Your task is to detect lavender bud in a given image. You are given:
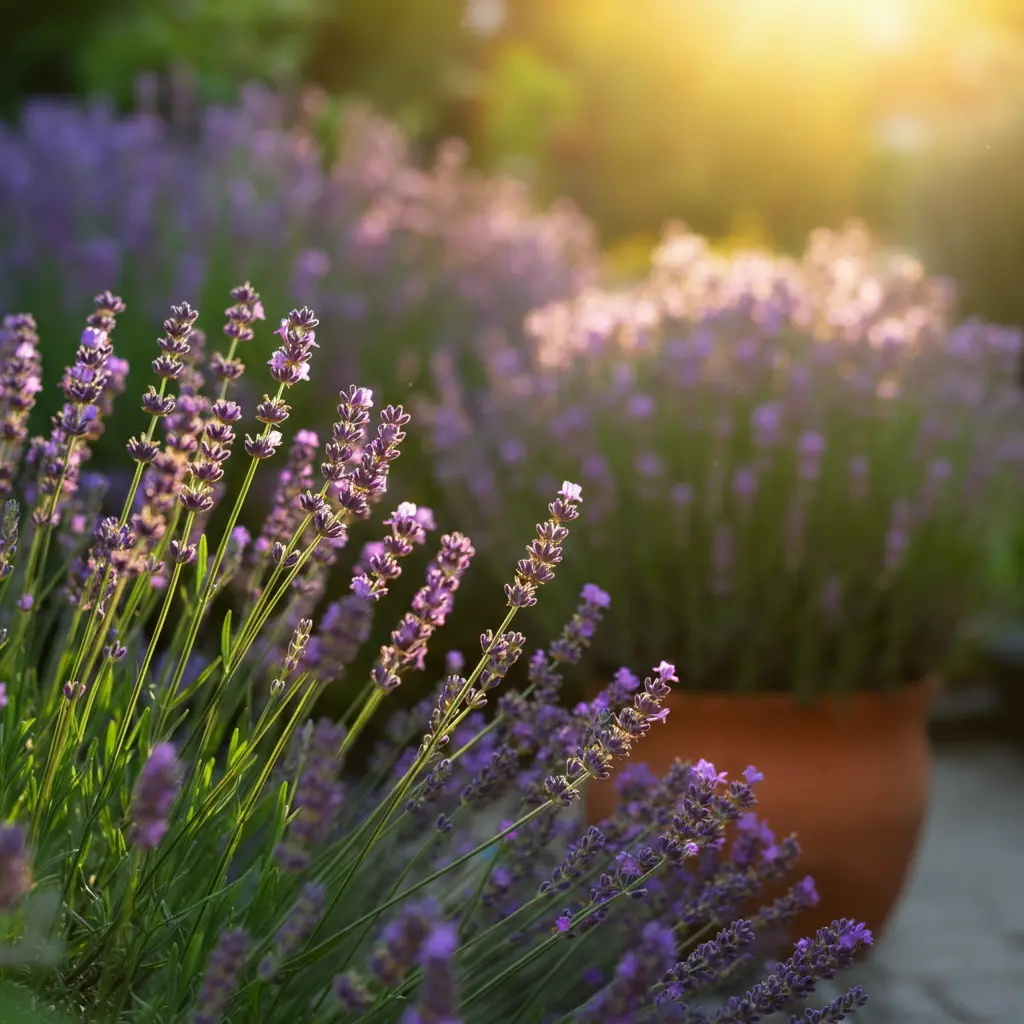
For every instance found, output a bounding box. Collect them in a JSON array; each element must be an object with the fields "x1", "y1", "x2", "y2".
[
  {"x1": 127, "y1": 436, "x2": 160, "y2": 464},
  {"x1": 170, "y1": 540, "x2": 198, "y2": 565},
  {"x1": 141, "y1": 386, "x2": 176, "y2": 417},
  {"x1": 63, "y1": 680, "x2": 86, "y2": 700},
  {"x1": 244, "y1": 431, "x2": 283, "y2": 460}
]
